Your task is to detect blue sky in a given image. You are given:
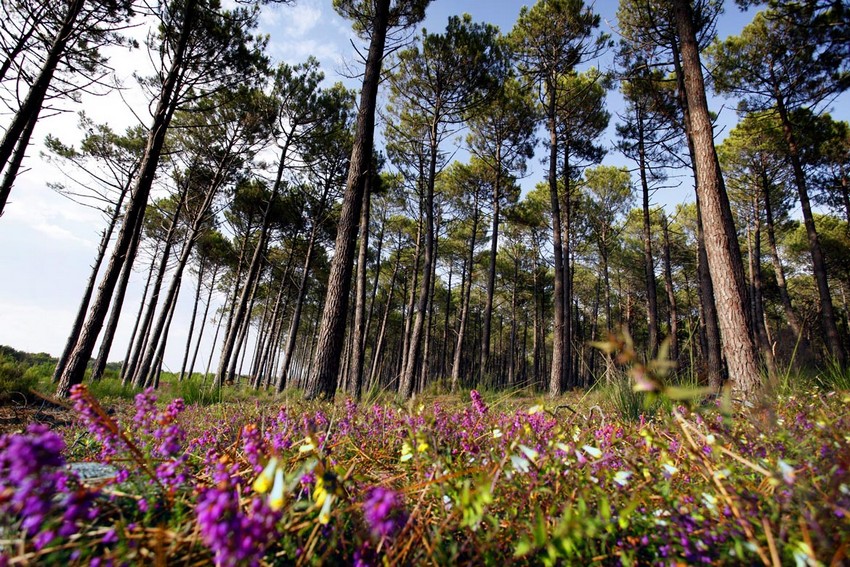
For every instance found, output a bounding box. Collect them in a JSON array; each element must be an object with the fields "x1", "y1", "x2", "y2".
[{"x1": 0, "y1": 0, "x2": 847, "y2": 367}]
